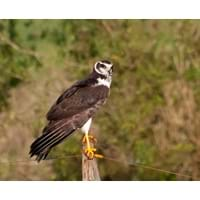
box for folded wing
[30,83,109,161]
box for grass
[0,19,200,180]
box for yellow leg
[82,133,104,159]
[83,133,97,159]
[82,134,97,144]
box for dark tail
[29,120,75,162]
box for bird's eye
[100,64,106,68]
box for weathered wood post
[82,141,101,181]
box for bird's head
[93,60,113,77]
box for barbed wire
[95,141,195,179]
[0,152,195,180]
[102,156,193,179]
[0,153,81,165]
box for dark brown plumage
[29,63,111,162]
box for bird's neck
[89,71,112,88]
[96,77,112,88]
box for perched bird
[29,60,113,162]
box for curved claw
[84,147,96,160]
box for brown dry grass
[152,79,200,180]
[0,66,71,180]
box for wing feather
[29,119,75,161]
[47,85,109,121]
[30,81,109,161]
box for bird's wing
[53,78,97,104]
[30,105,101,162]
[30,83,109,162]
[47,81,109,121]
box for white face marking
[94,61,113,76]
[103,62,113,69]
[95,77,111,88]
[81,118,92,134]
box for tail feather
[30,120,75,162]
[31,128,64,151]
[31,130,66,156]
[31,121,70,149]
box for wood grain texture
[82,142,101,181]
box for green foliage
[0,20,41,109]
[1,20,200,180]
[184,66,200,83]
[51,136,82,180]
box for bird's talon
[94,153,104,159]
[84,147,97,159]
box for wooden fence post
[82,142,101,181]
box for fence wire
[0,152,195,180]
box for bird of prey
[29,60,113,162]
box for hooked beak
[109,65,113,75]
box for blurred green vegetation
[0,20,200,180]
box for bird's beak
[109,65,113,75]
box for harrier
[29,60,113,161]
